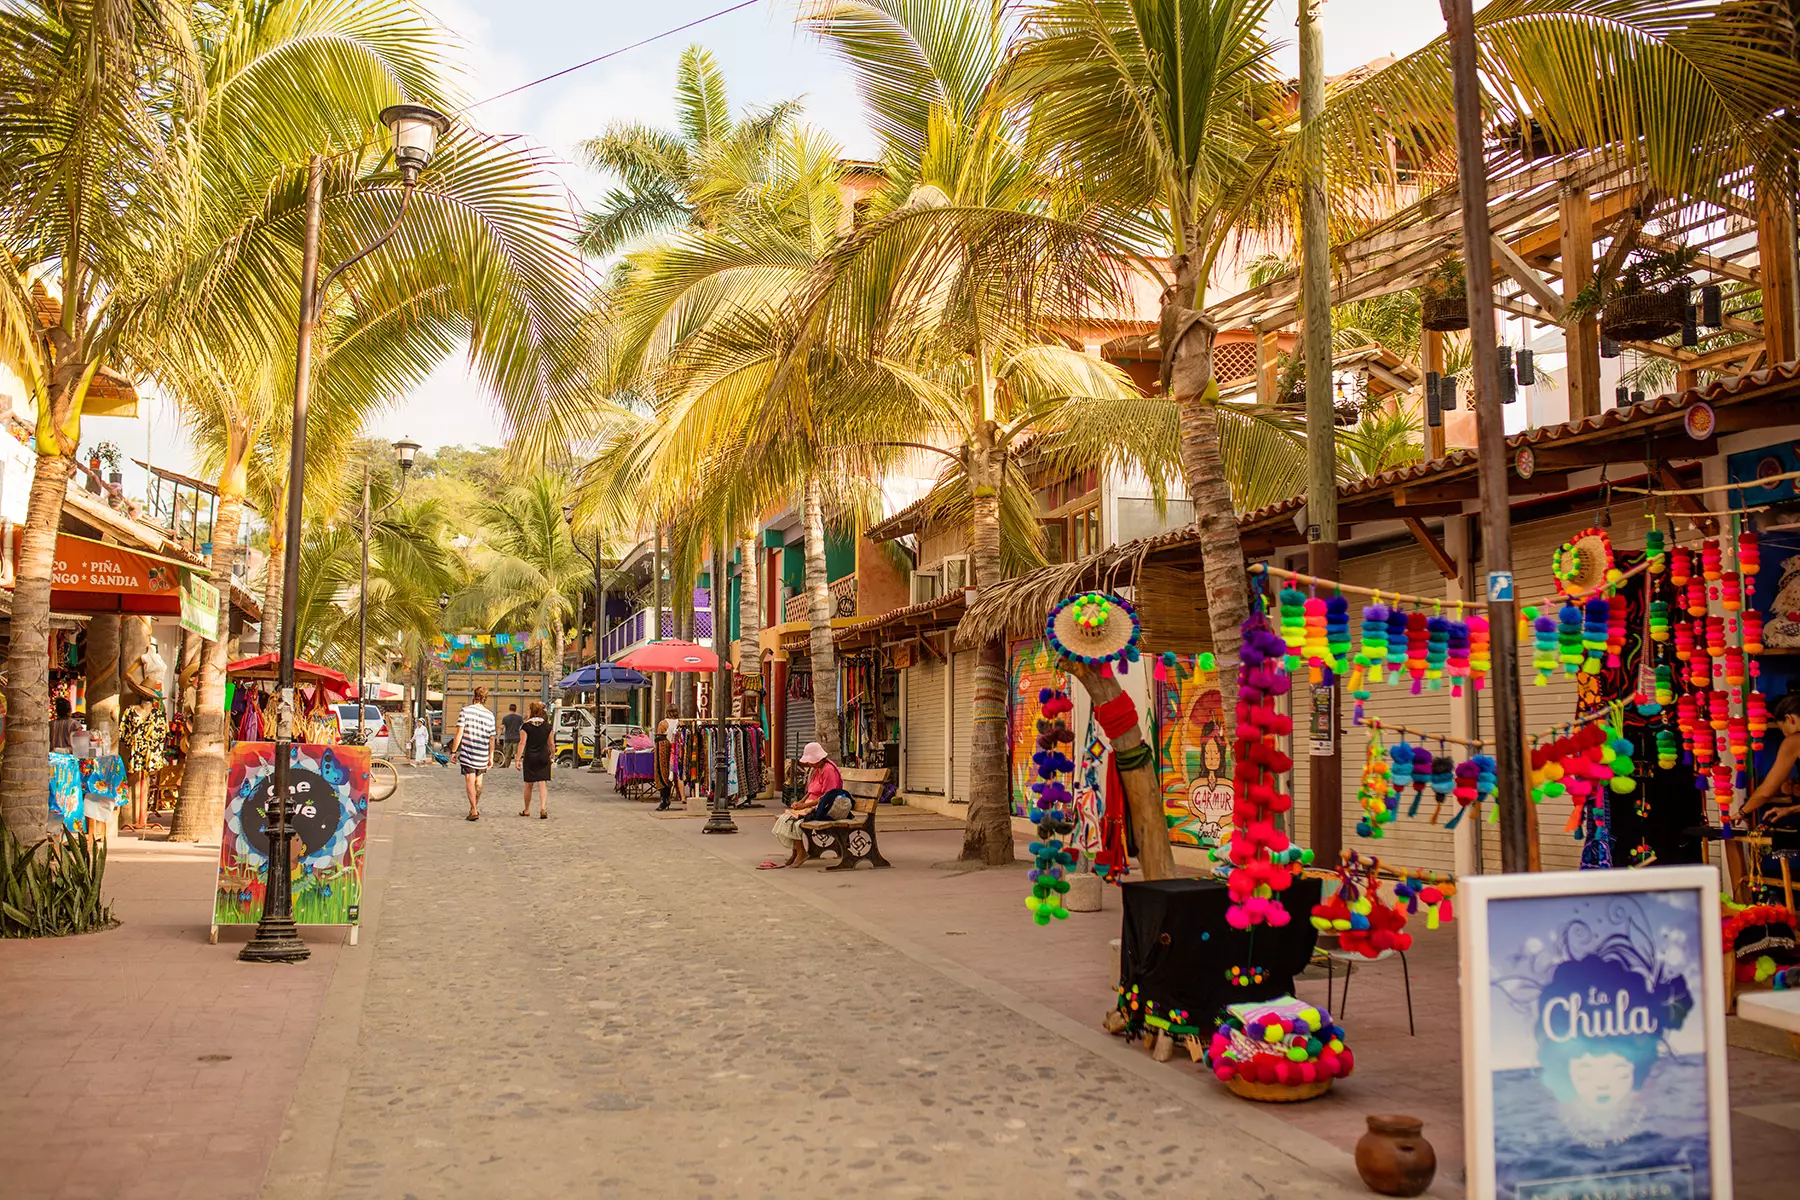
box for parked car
[333,703,396,757]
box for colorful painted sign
[1008,640,1070,818]
[1459,867,1730,1200]
[180,571,219,639]
[1152,654,1232,847]
[212,742,369,929]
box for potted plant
[1420,257,1468,332]
[95,440,123,487]
[1598,246,1696,342]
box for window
[910,569,942,605]
[941,555,969,593]
[1065,506,1101,560]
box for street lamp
[354,437,420,756]
[242,105,449,965]
[564,502,609,772]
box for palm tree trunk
[1166,248,1247,703]
[650,520,665,726]
[85,615,122,751]
[738,535,761,716]
[172,422,251,842]
[801,473,840,759]
[0,448,74,839]
[960,423,1014,865]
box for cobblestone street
[256,765,1364,1199]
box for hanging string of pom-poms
[1354,718,1495,836]
[1024,687,1077,926]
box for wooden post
[1757,165,1798,366]
[1559,185,1601,421]
[1299,0,1342,870]
[1423,328,1446,458]
[1254,324,1271,406]
[1066,663,1175,881]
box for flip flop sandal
[756,861,786,870]
[539,813,549,820]
[466,813,479,821]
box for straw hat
[1045,591,1141,666]
[1553,527,1615,596]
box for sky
[107,0,1456,488]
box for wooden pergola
[1204,145,1798,454]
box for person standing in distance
[499,702,524,767]
[451,685,496,820]
[516,700,554,818]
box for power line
[461,0,765,113]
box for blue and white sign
[1460,868,1731,1200]
[1487,571,1515,602]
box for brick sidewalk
[0,823,367,1200]
[658,791,1800,1197]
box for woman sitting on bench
[761,741,849,869]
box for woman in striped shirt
[451,685,496,821]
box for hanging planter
[1419,257,1468,332]
[1600,281,1689,342]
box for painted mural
[213,742,369,927]
[1008,639,1070,818]
[1153,654,1233,848]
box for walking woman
[517,700,555,819]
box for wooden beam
[1365,362,1416,394]
[1422,329,1446,459]
[1402,517,1458,580]
[1396,471,1572,506]
[1559,186,1602,421]
[1512,184,1640,261]
[1342,499,1466,521]
[1654,461,1721,537]
[1492,234,1566,319]
[1636,233,1760,288]
[1684,339,1765,374]
[1530,436,1716,471]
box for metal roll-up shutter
[951,649,976,802]
[905,660,946,794]
[785,667,817,761]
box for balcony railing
[781,575,857,624]
[599,604,714,660]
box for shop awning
[5,530,196,615]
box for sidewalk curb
[258,787,404,1200]
[669,809,1392,1199]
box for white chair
[1320,937,1415,1036]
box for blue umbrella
[557,662,648,691]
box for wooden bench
[800,766,894,870]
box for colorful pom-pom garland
[1024,686,1078,926]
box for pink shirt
[805,761,842,800]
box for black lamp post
[241,103,449,964]
[355,436,419,739]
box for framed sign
[1307,680,1335,757]
[211,742,369,943]
[1459,867,1730,1200]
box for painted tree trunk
[675,591,695,718]
[178,628,202,713]
[960,434,1014,865]
[119,617,152,705]
[172,423,251,843]
[802,473,840,759]
[259,490,285,654]
[85,615,122,751]
[1068,662,1175,880]
[0,450,74,839]
[1165,248,1247,703]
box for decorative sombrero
[1045,591,1141,666]
[1552,526,1615,597]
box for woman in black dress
[517,700,555,818]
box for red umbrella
[617,639,719,673]
[226,653,355,698]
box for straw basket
[1226,1076,1333,1103]
[1421,293,1469,332]
[1601,285,1688,342]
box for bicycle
[341,728,401,802]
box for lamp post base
[239,916,310,963]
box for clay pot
[1355,1114,1436,1197]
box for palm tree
[798,0,1166,864]
[0,0,590,842]
[451,473,590,669]
[576,43,800,256]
